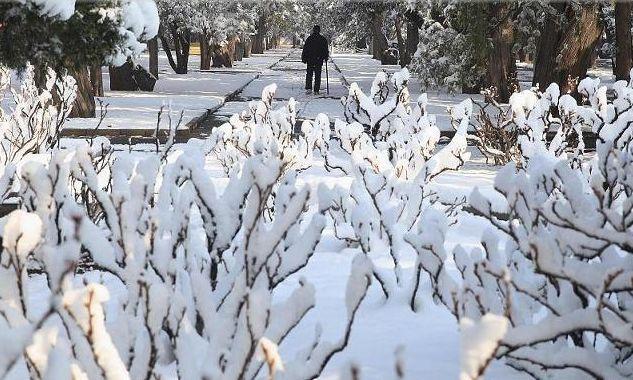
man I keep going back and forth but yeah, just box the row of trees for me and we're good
[153,0,320,74]
[4,1,631,117]
[287,1,631,104]
[405,1,633,102]
[0,0,316,118]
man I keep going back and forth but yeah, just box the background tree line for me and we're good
[2,0,631,118]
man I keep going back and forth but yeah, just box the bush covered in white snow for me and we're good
[0,136,374,378]
[413,74,633,378]
[324,70,472,310]
[0,65,76,166]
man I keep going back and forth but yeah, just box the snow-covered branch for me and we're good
[323,71,471,310]
[0,65,76,166]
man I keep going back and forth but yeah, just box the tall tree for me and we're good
[486,2,517,101]
[614,0,632,80]
[148,36,160,78]
[403,9,423,67]
[0,0,158,117]
[156,0,196,74]
[533,1,603,93]
[369,7,388,61]
[252,11,268,54]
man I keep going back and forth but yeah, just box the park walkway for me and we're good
[62,48,291,138]
[61,47,477,143]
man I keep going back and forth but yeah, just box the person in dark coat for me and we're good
[302,25,329,94]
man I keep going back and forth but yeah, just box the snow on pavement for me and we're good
[63,49,290,132]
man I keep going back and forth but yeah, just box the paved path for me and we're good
[61,49,291,137]
[209,49,347,121]
[204,50,479,133]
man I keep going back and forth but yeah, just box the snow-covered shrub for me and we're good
[471,77,608,167]
[324,81,472,310]
[210,84,327,176]
[341,69,413,140]
[0,140,371,378]
[411,76,633,378]
[509,82,586,165]
[469,91,521,166]
[0,64,76,166]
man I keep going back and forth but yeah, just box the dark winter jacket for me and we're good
[302,33,329,66]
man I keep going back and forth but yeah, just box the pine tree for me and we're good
[0,0,158,117]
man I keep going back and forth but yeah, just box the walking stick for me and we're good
[325,59,330,95]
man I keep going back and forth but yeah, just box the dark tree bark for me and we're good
[211,37,237,68]
[109,60,137,91]
[395,15,406,68]
[148,36,159,78]
[370,9,388,62]
[161,24,190,74]
[90,65,103,97]
[69,66,96,118]
[252,13,267,54]
[533,1,603,94]
[615,0,632,81]
[200,34,212,70]
[403,10,422,67]
[486,2,518,102]
[108,60,155,92]
[243,35,252,58]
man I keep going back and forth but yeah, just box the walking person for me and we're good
[302,25,329,95]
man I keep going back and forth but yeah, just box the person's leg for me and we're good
[305,65,314,91]
[313,64,322,93]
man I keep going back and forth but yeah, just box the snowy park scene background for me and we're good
[0,0,632,379]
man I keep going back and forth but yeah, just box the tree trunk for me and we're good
[615,0,632,81]
[395,15,406,68]
[109,60,137,91]
[253,13,267,54]
[403,10,422,66]
[370,9,388,61]
[235,36,244,61]
[90,65,103,97]
[148,36,159,78]
[161,25,190,74]
[533,1,603,94]
[243,35,252,58]
[211,37,237,68]
[486,2,517,102]
[200,34,212,70]
[69,66,96,118]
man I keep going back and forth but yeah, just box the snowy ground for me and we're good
[56,52,518,379]
[62,49,289,132]
[19,47,618,378]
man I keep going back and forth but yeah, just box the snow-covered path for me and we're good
[61,49,290,134]
[208,49,348,123]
